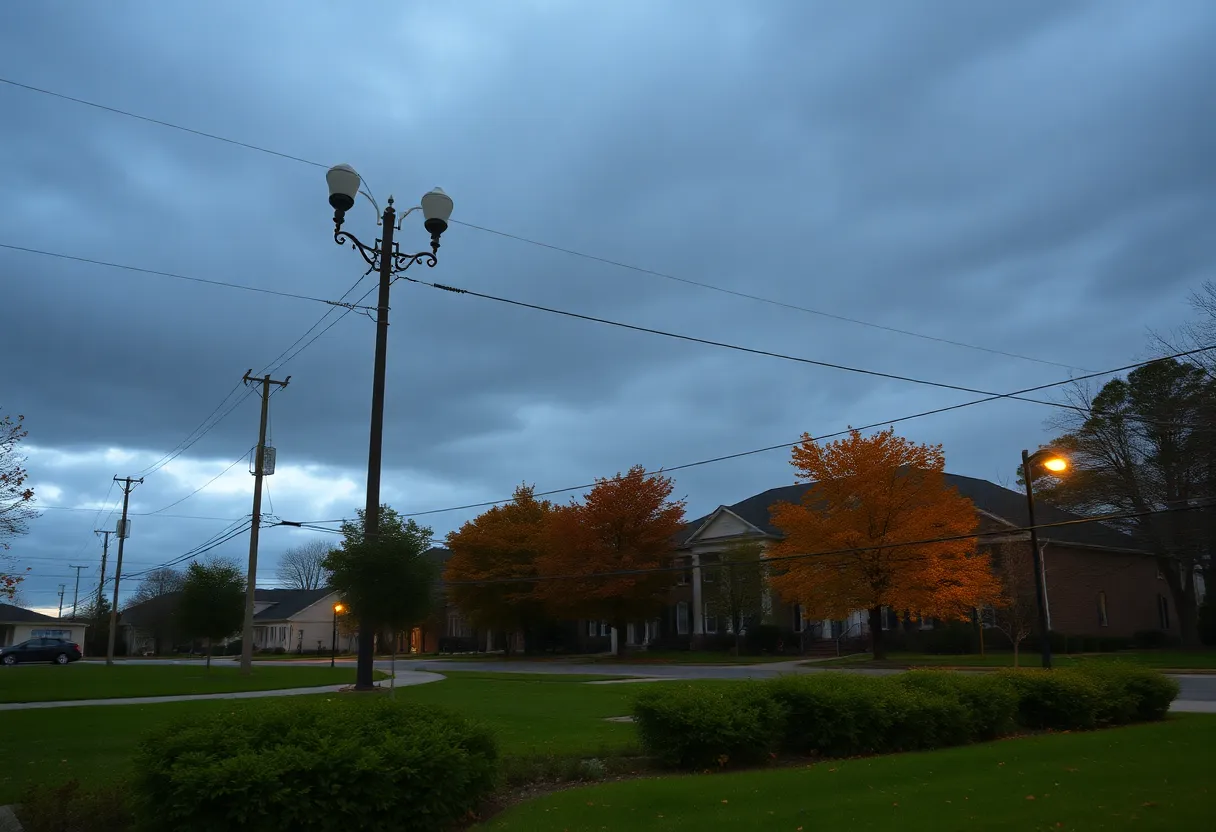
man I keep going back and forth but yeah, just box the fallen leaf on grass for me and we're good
[1026,795,1036,801]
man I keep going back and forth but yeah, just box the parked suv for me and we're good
[0,637,83,665]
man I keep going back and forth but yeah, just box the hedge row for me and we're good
[632,665,1179,769]
[132,699,498,832]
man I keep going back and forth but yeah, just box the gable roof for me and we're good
[677,472,1143,552]
[252,588,335,621]
[0,602,62,624]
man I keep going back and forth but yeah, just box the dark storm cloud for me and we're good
[3,0,1215,607]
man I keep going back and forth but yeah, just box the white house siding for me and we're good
[253,592,356,654]
[2,622,88,647]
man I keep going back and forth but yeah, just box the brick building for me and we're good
[423,473,1179,654]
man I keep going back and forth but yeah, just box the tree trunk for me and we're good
[205,637,212,671]
[1012,640,1020,668]
[868,606,885,660]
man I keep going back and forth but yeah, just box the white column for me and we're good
[691,553,704,636]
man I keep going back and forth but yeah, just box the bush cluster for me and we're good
[133,698,498,832]
[632,665,1178,770]
[632,683,786,769]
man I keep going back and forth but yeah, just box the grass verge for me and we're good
[0,671,644,803]
[481,714,1216,830]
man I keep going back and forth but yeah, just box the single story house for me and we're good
[252,588,354,655]
[119,588,354,656]
[0,602,89,650]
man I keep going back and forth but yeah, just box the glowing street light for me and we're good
[1021,448,1071,669]
[331,602,346,669]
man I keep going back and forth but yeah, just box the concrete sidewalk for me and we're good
[0,671,445,710]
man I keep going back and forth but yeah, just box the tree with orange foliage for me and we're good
[535,465,686,657]
[768,428,1000,659]
[444,485,553,654]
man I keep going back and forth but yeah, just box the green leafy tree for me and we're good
[178,559,245,670]
[1039,359,1214,645]
[324,505,437,653]
[705,540,767,653]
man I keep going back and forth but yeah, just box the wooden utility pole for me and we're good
[93,529,112,611]
[56,584,66,618]
[105,476,143,666]
[239,370,290,675]
[67,565,86,619]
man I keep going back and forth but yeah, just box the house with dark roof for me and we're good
[1,602,88,649]
[120,588,350,656]
[667,473,1177,646]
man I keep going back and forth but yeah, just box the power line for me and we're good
[444,501,1214,587]
[406,276,1210,427]
[122,517,254,580]
[0,77,329,169]
[0,74,1088,372]
[143,447,255,515]
[449,219,1088,373]
[0,243,377,310]
[35,505,245,521]
[293,343,1216,525]
[134,382,251,477]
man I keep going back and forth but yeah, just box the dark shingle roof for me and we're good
[0,602,61,624]
[678,473,1143,552]
[253,589,335,621]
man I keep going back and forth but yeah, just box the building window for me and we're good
[676,602,690,635]
[701,554,718,584]
[600,621,611,637]
[676,557,691,586]
[704,605,718,634]
[1158,594,1170,630]
[587,620,597,637]
[1097,591,1108,628]
[791,604,805,633]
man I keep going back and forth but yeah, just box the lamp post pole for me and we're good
[1022,449,1054,670]
[325,165,453,691]
[331,605,339,669]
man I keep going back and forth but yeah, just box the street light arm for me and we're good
[390,249,438,272]
[393,205,422,230]
[334,228,381,271]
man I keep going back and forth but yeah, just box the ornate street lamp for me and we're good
[326,164,454,690]
[1021,448,1069,669]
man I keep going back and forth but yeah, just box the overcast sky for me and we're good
[3,1,1214,614]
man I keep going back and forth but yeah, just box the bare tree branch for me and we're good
[276,539,333,590]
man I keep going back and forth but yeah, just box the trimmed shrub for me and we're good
[766,674,970,756]
[133,698,497,832]
[1201,601,1216,646]
[744,624,784,654]
[895,671,1019,741]
[1132,629,1180,649]
[1081,663,1180,723]
[997,668,1105,730]
[632,682,785,769]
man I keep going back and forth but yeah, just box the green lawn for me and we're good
[483,715,1216,831]
[0,664,382,703]
[0,671,645,803]
[812,649,1216,670]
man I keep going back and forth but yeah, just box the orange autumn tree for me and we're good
[768,428,999,659]
[535,465,686,657]
[444,484,553,654]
